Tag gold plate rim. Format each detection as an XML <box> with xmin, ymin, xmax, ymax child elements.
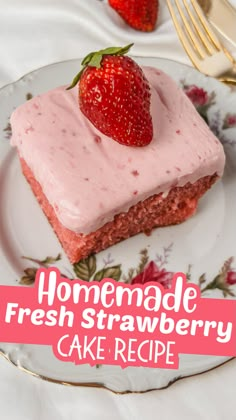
<box><xmin>0</xmin><ymin>348</ymin><xmax>234</xmax><ymax>394</ymax></box>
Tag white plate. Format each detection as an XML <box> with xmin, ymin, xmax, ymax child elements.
<box><xmin>0</xmin><ymin>57</ymin><xmax>236</xmax><ymax>393</ymax></box>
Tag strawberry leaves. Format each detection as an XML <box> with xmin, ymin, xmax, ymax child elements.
<box><xmin>73</xmin><ymin>255</ymin><xmax>122</xmax><ymax>282</ymax></box>
<box><xmin>67</xmin><ymin>44</ymin><xmax>133</xmax><ymax>90</ymax></box>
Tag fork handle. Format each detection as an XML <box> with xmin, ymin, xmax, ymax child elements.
<box><xmin>219</xmin><ymin>63</ymin><xmax>236</xmax><ymax>86</ymax></box>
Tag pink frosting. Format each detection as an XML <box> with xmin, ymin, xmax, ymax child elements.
<box><xmin>10</xmin><ymin>67</ymin><xmax>225</xmax><ymax>234</ymax></box>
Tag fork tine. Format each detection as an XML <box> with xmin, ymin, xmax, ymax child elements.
<box><xmin>166</xmin><ymin>0</ymin><xmax>201</xmax><ymax>68</ymax></box>
<box><xmin>182</xmin><ymin>0</ymin><xmax>217</xmax><ymax>55</ymax></box>
<box><xmin>190</xmin><ymin>0</ymin><xmax>222</xmax><ymax>50</ymax></box>
<box><xmin>174</xmin><ymin>0</ymin><xmax>206</xmax><ymax>59</ymax></box>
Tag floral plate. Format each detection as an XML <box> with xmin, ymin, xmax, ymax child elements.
<box><xmin>0</xmin><ymin>57</ymin><xmax>236</xmax><ymax>393</ymax></box>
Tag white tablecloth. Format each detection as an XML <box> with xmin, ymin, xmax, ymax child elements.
<box><xmin>0</xmin><ymin>1</ymin><xmax>236</xmax><ymax>418</ymax></box>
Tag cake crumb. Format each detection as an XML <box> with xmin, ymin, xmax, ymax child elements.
<box><xmin>25</xmin><ymin>125</ymin><xmax>34</xmax><ymax>134</ymax></box>
<box><xmin>94</xmin><ymin>135</ymin><xmax>102</xmax><ymax>144</ymax></box>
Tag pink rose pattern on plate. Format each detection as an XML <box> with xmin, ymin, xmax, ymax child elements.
<box><xmin>227</xmin><ymin>271</ymin><xmax>236</xmax><ymax>285</ymax></box>
<box><xmin>184</xmin><ymin>85</ymin><xmax>210</xmax><ymax>107</ymax></box>
<box><xmin>182</xmin><ymin>83</ymin><xmax>215</xmax><ymax>125</ymax></box>
<box><xmin>131</xmin><ymin>261</ymin><xmax>174</xmax><ymax>289</ymax></box>
<box><xmin>223</xmin><ymin>113</ymin><xmax>236</xmax><ymax>130</ymax></box>
<box><xmin>19</xmin><ymin>248</ymin><xmax>236</xmax><ymax>298</ymax></box>
<box><xmin>182</xmin><ymin>83</ymin><xmax>236</xmax><ymax>147</ymax></box>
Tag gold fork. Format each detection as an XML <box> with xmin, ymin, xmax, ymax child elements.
<box><xmin>166</xmin><ymin>0</ymin><xmax>236</xmax><ymax>85</ymax></box>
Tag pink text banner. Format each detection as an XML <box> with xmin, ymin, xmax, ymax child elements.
<box><xmin>0</xmin><ymin>268</ymin><xmax>235</xmax><ymax>369</ymax></box>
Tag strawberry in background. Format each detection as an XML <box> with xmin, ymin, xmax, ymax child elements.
<box><xmin>108</xmin><ymin>0</ymin><xmax>159</xmax><ymax>32</ymax></box>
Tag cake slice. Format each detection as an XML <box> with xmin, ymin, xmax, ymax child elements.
<box><xmin>10</xmin><ymin>63</ymin><xmax>225</xmax><ymax>264</ymax></box>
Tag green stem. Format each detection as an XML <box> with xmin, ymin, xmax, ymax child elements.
<box><xmin>200</xmin><ymin>285</ymin><xmax>210</xmax><ymax>294</ymax></box>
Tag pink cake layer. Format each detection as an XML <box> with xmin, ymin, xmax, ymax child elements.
<box><xmin>10</xmin><ymin>67</ymin><xmax>225</xmax><ymax>236</ymax></box>
<box><xmin>21</xmin><ymin>157</ymin><xmax>217</xmax><ymax>263</ymax></box>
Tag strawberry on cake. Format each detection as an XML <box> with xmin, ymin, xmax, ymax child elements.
<box><xmin>10</xmin><ymin>45</ymin><xmax>225</xmax><ymax>264</ymax></box>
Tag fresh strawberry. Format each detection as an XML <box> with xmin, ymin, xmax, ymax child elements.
<box><xmin>67</xmin><ymin>44</ymin><xmax>153</xmax><ymax>147</ymax></box>
<box><xmin>108</xmin><ymin>0</ymin><xmax>158</xmax><ymax>32</ymax></box>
